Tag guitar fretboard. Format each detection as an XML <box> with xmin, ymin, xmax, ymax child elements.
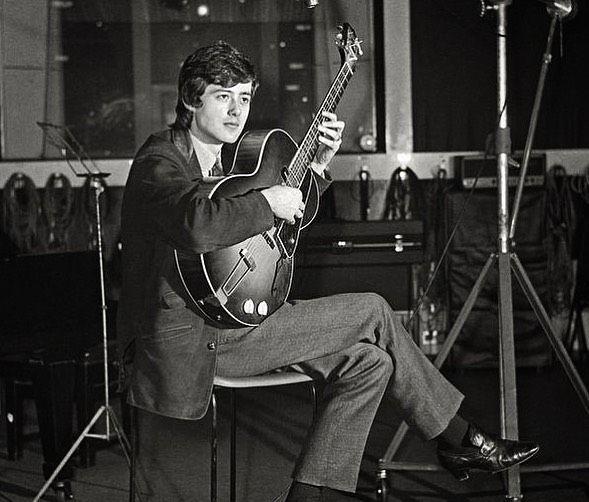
<box><xmin>285</xmin><ymin>61</ymin><xmax>355</xmax><ymax>188</ymax></box>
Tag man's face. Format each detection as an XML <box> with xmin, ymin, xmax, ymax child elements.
<box><xmin>191</xmin><ymin>81</ymin><xmax>253</xmax><ymax>145</ymax></box>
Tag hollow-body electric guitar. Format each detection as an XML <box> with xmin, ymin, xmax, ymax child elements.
<box><xmin>175</xmin><ymin>23</ymin><xmax>363</xmax><ymax>327</ymax></box>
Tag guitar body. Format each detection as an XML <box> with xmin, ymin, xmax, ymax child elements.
<box><xmin>175</xmin><ymin>129</ymin><xmax>320</xmax><ymax>327</ymax></box>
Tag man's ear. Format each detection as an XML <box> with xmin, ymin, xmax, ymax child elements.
<box><xmin>182</xmin><ymin>99</ymin><xmax>197</xmax><ymax>113</ymax></box>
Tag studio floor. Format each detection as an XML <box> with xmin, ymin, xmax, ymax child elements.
<box><xmin>1</xmin><ymin>362</ymin><xmax>589</xmax><ymax>501</ymax></box>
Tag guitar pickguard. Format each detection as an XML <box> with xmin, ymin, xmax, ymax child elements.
<box><xmin>275</xmin><ymin>169</ymin><xmax>315</xmax><ymax>257</ymax></box>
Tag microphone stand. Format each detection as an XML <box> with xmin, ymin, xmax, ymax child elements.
<box><xmin>33</xmin><ymin>123</ymin><xmax>136</xmax><ymax>501</ymax></box>
<box><xmin>376</xmin><ymin>2</ymin><xmax>589</xmax><ymax>501</ymax></box>
<box><xmin>510</xmin><ymin>0</ymin><xmax>572</xmax><ymax>238</ymax></box>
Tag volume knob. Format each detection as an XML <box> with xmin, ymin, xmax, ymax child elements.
<box><xmin>257</xmin><ymin>301</ymin><xmax>268</xmax><ymax>316</ymax></box>
<box><xmin>243</xmin><ymin>299</ymin><xmax>255</xmax><ymax>314</ymax></box>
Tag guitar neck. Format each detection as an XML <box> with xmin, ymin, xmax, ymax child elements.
<box><xmin>286</xmin><ymin>61</ymin><xmax>355</xmax><ymax>187</ymax></box>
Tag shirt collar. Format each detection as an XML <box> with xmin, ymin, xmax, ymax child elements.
<box><xmin>188</xmin><ymin>130</ymin><xmax>222</xmax><ymax>177</ymax></box>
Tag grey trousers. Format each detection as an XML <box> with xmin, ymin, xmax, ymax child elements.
<box><xmin>213</xmin><ymin>292</ymin><xmax>464</xmax><ymax>493</ymax></box>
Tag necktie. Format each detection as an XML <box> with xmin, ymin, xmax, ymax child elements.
<box><xmin>209</xmin><ymin>156</ymin><xmax>223</xmax><ymax>177</ymax></box>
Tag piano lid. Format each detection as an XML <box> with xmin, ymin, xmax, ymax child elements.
<box><xmin>0</xmin><ymin>251</ymin><xmax>102</xmax><ymax>356</ymax></box>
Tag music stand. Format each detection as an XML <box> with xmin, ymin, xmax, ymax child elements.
<box><xmin>376</xmin><ymin>2</ymin><xmax>589</xmax><ymax>501</ymax></box>
<box><xmin>32</xmin><ymin>122</ymin><xmax>134</xmax><ymax>501</ymax></box>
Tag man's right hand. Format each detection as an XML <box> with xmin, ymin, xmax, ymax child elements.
<box><xmin>261</xmin><ymin>185</ymin><xmax>305</xmax><ymax>225</ymax></box>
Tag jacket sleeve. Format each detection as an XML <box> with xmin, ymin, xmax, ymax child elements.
<box><xmin>130</xmin><ymin>141</ymin><xmax>275</xmax><ymax>254</ymax></box>
<box><xmin>313</xmin><ymin>169</ymin><xmax>332</xmax><ymax>195</ymax></box>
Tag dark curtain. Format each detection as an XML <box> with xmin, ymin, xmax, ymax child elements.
<box><xmin>410</xmin><ymin>0</ymin><xmax>589</xmax><ymax>152</ymax></box>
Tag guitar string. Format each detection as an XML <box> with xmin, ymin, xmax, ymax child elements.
<box><xmin>290</xmin><ymin>67</ymin><xmax>350</xmax><ymax>185</ymax></box>
<box><xmin>286</xmin><ymin>69</ymin><xmax>346</xmax><ymax>188</ymax></box>
<box><xmin>238</xmin><ymin>63</ymin><xmax>354</xmax><ymax>265</ymax></box>
<box><xmin>241</xmin><ymin>66</ymin><xmax>352</xmax><ymax>258</ymax></box>
<box><xmin>300</xmin><ymin>64</ymin><xmax>350</xmax><ymax>175</ymax></box>
<box><xmin>288</xmin><ymin>63</ymin><xmax>353</xmax><ymax>188</ymax></box>
<box><xmin>237</xmin><ymin>65</ymin><xmax>353</xmax><ymax>263</ymax></box>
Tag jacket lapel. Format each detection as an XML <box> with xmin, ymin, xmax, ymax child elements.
<box><xmin>171</xmin><ymin>128</ymin><xmax>202</xmax><ymax>180</ymax></box>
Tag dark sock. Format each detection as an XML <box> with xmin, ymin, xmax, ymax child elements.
<box><xmin>286</xmin><ymin>481</ymin><xmax>322</xmax><ymax>502</ymax></box>
<box><xmin>436</xmin><ymin>414</ymin><xmax>470</xmax><ymax>448</ymax></box>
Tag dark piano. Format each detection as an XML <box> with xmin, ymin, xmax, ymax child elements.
<box><xmin>0</xmin><ymin>251</ymin><xmax>113</xmax><ymax>494</ymax></box>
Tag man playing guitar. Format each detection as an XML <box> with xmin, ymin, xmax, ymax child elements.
<box><xmin>118</xmin><ymin>40</ymin><xmax>538</xmax><ymax>501</ymax></box>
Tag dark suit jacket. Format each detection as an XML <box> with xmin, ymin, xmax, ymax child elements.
<box><xmin>118</xmin><ymin>127</ymin><xmax>329</xmax><ymax>419</ymax></box>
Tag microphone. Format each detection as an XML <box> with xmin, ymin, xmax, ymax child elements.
<box><xmin>537</xmin><ymin>0</ymin><xmax>577</xmax><ymax>19</ymax></box>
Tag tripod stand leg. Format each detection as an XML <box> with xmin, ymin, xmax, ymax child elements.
<box><xmin>511</xmin><ymin>253</ymin><xmax>589</xmax><ymax>414</ymax></box>
<box><xmin>33</xmin><ymin>403</ymin><xmax>141</xmax><ymax>502</ymax></box>
<box><xmin>432</xmin><ymin>254</ymin><xmax>497</xmax><ymax>370</ymax></box>
<box><xmin>497</xmin><ymin>253</ymin><xmax>522</xmax><ymax>500</ymax></box>
<box><xmin>33</xmin><ymin>405</ymin><xmax>107</xmax><ymax>502</ymax></box>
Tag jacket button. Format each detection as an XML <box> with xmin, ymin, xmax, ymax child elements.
<box><xmin>207</xmin><ymin>341</ymin><xmax>216</xmax><ymax>351</ymax></box>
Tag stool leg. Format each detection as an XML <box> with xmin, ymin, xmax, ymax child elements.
<box><xmin>211</xmin><ymin>390</ymin><xmax>218</xmax><ymax>502</ymax></box>
<box><xmin>230</xmin><ymin>389</ymin><xmax>236</xmax><ymax>502</ymax></box>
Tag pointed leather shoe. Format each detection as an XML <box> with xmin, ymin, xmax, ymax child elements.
<box><xmin>437</xmin><ymin>424</ymin><xmax>540</xmax><ymax>481</ymax></box>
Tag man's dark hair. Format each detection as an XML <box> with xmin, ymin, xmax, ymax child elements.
<box><xmin>172</xmin><ymin>41</ymin><xmax>259</xmax><ymax>130</ymax></box>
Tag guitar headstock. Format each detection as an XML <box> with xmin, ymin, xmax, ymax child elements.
<box><xmin>335</xmin><ymin>23</ymin><xmax>363</xmax><ymax>67</ymax></box>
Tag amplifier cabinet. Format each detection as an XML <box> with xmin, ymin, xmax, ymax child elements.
<box><xmin>291</xmin><ymin>221</ymin><xmax>423</xmax><ymax>311</ymax></box>
<box><xmin>456</xmin><ymin>152</ymin><xmax>546</xmax><ymax>189</ymax></box>
<box><xmin>444</xmin><ymin>189</ymin><xmax>551</xmax><ymax>367</ymax></box>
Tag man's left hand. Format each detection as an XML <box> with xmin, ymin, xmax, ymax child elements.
<box><xmin>311</xmin><ymin>111</ymin><xmax>345</xmax><ymax>175</ymax></box>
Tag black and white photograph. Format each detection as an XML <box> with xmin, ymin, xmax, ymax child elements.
<box><xmin>0</xmin><ymin>1</ymin><xmax>588</xmax><ymax>500</ymax></box>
